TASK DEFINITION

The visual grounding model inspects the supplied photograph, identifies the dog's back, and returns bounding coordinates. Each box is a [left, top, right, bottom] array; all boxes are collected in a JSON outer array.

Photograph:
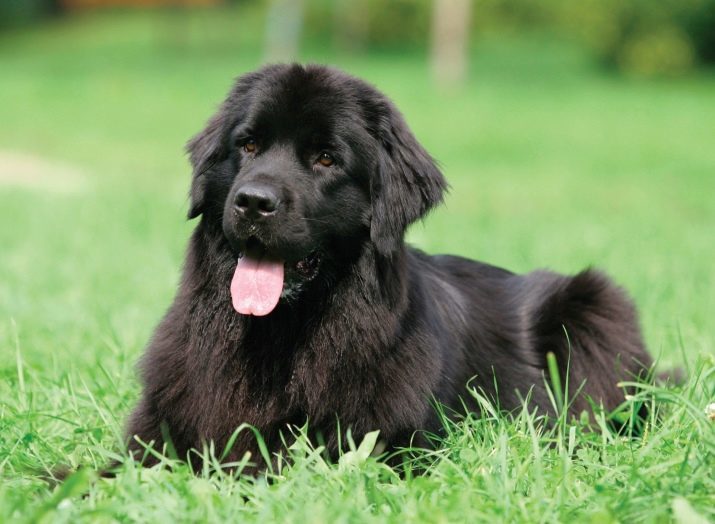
[[417, 251, 652, 418]]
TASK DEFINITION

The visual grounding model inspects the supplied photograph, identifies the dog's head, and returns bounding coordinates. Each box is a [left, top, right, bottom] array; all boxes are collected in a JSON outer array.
[[186, 64, 446, 315]]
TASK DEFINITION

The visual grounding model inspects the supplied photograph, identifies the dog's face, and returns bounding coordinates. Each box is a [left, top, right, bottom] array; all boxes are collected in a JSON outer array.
[[186, 65, 446, 315]]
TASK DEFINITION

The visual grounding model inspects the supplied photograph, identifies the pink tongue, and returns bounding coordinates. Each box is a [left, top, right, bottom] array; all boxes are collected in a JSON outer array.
[[230, 253, 285, 316]]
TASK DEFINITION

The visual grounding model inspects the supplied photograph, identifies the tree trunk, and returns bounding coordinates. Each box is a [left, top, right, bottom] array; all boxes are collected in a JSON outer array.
[[264, 0, 304, 63], [430, 0, 472, 88]]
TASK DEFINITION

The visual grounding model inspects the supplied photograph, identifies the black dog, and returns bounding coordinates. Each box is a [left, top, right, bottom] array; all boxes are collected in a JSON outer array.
[[126, 64, 652, 470]]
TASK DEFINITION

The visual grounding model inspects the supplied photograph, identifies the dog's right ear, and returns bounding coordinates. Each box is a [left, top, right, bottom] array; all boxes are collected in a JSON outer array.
[[185, 111, 228, 219], [185, 66, 287, 219]]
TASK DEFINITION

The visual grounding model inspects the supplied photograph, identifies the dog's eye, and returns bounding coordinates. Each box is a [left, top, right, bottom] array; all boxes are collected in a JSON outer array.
[[317, 152, 334, 167], [243, 138, 257, 154]]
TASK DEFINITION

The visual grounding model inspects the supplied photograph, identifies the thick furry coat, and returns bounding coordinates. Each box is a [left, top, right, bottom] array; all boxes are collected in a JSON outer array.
[[126, 64, 652, 469]]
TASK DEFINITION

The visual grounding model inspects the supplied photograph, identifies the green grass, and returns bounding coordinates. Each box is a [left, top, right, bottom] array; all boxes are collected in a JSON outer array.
[[1, 6, 714, 522]]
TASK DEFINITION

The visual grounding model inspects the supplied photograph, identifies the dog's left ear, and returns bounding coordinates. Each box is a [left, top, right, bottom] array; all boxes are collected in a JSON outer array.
[[185, 111, 228, 219], [371, 102, 447, 255]]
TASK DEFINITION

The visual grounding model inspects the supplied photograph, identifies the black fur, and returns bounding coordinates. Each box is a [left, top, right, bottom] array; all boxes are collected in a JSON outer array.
[[126, 64, 653, 470]]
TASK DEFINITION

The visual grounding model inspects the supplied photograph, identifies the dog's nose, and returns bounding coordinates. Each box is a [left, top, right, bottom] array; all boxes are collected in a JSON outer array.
[[235, 184, 280, 218]]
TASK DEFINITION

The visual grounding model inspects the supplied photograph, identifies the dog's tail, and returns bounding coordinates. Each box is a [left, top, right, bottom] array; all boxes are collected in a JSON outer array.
[[528, 268, 652, 414]]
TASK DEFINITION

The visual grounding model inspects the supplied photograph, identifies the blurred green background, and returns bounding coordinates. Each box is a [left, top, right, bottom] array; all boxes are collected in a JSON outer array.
[[0, 0, 714, 511]]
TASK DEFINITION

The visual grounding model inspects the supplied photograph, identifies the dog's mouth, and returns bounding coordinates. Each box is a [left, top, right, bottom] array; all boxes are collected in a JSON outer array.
[[230, 237, 321, 316]]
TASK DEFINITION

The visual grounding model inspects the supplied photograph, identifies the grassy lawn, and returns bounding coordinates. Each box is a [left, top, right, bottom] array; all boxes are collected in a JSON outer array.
[[1, 6, 714, 522]]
